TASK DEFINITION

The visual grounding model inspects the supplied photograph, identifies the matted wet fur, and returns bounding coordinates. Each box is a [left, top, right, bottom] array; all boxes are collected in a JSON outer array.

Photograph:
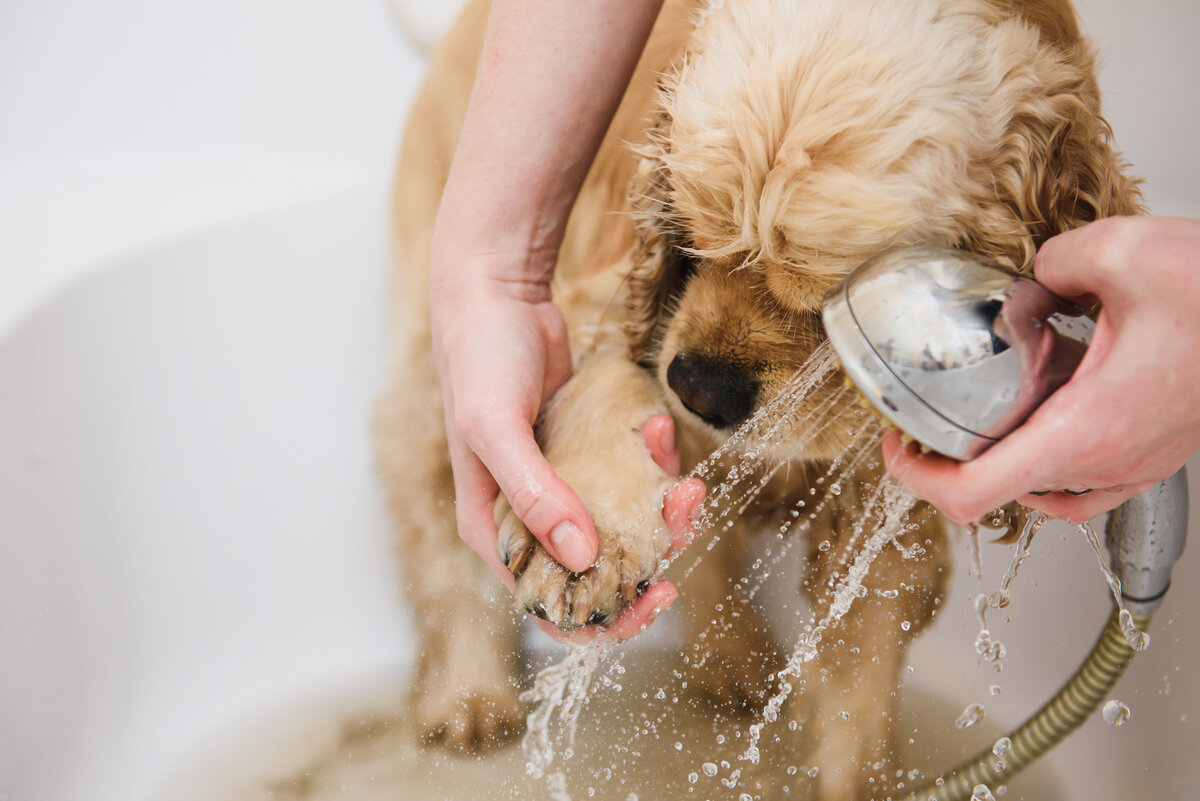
[[373, 1, 1142, 798]]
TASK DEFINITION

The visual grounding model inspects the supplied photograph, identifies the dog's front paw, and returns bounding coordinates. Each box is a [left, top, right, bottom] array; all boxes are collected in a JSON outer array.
[[495, 494, 669, 631]]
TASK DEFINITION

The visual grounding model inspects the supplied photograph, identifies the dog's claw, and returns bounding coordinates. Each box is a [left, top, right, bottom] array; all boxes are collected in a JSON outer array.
[[506, 541, 533, 575], [495, 495, 535, 576], [525, 603, 550, 621], [587, 610, 612, 626]]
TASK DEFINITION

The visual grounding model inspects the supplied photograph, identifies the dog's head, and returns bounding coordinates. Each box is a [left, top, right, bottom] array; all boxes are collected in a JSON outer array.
[[625, 0, 1142, 459]]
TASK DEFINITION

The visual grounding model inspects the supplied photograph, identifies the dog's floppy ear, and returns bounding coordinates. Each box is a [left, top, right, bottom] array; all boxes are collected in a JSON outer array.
[[986, 31, 1144, 268], [624, 110, 695, 367]]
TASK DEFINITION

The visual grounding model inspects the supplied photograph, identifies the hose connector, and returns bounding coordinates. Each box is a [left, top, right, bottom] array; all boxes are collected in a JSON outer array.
[[1105, 467, 1189, 615]]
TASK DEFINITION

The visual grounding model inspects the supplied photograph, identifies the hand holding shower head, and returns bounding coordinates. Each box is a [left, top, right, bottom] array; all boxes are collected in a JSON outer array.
[[822, 245, 1093, 460], [834, 247, 1192, 801], [821, 243, 1188, 601]]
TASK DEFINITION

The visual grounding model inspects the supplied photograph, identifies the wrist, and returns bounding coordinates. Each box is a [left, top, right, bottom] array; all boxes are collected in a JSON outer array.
[[429, 248, 558, 309]]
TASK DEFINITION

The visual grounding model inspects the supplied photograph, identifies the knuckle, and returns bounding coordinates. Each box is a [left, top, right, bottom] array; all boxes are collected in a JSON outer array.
[[1088, 216, 1142, 276], [505, 484, 543, 522]]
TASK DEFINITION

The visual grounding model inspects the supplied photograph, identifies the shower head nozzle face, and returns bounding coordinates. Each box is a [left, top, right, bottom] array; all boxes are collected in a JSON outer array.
[[822, 245, 1092, 460]]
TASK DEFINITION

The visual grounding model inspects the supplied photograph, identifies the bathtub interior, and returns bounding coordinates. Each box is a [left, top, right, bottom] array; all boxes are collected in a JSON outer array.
[[1, 0, 1199, 800]]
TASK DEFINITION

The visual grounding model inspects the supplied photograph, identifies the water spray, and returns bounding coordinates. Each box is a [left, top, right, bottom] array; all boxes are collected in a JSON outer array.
[[820, 245, 1189, 800]]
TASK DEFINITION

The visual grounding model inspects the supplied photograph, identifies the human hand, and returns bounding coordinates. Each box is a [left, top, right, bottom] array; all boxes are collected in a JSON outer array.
[[430, 253, 594, 588], [431, 256, 705, 639], [883, 216, 1200, 524]]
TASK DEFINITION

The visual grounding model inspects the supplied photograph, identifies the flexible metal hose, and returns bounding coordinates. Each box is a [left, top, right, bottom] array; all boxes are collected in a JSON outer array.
[[900, 608, 1150, 801]]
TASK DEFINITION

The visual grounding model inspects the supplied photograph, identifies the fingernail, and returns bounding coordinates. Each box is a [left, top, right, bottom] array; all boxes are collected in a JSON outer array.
[[550, 520, 592, 571]]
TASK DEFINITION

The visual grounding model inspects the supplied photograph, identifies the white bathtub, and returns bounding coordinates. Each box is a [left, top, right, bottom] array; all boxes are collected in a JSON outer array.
[[1, 1, 1198, 800]]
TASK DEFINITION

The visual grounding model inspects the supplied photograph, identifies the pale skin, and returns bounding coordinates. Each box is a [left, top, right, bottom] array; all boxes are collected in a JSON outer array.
[[884, 216, 1200, 525], [429, 0, 674, 640]]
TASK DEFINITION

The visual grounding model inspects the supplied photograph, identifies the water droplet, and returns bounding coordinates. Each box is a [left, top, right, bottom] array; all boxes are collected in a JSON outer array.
[[1102, 699, 1131, 726], [990, 684, 1002, 696], [808, 766, 820, 778], [1119, 609, 1151, 651], [702, 762, 718, 777], [818, 539, 832, 552], [992, 737, 1011, 759], [901, 620, 911, 631], [972, 784, 997, 801], [688, 772, 699, 784], [956, 703, 986, 729]]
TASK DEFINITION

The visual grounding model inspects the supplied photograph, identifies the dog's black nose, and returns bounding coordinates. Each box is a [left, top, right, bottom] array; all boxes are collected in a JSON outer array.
[[666, 353, 758, 430]]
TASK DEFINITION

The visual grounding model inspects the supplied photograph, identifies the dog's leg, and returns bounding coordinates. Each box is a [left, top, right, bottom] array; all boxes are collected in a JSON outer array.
[[797, 487, 949, 801], [374, 342, 524, 752]]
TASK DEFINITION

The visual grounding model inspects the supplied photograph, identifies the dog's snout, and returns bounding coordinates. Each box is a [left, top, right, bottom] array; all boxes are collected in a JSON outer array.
[[666, 353, 758, 430]]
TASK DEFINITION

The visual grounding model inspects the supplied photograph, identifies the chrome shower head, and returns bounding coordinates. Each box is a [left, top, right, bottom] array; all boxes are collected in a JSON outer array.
[[822, 245, 1093, 460]]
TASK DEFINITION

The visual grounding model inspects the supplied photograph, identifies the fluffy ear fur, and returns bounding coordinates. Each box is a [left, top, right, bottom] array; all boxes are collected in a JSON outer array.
[[973, 14, 1145, 271], [624, 110, 695, 366]]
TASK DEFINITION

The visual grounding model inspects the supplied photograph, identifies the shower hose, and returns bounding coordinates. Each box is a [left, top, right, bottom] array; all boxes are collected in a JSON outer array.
[[900, 607, 1150, 801]]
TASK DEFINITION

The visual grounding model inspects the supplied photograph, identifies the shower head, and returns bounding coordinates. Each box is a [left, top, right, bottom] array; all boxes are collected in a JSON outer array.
[[821, 245, 1093, 460]]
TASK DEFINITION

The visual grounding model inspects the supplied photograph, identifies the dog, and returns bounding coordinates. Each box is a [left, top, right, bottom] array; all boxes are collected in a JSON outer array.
[[373, 0, 1142, 797]]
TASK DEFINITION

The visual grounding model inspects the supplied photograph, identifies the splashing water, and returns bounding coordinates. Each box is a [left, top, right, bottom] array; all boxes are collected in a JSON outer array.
[[1102, 699, 1132, 727], [973, 593, 1007, 670], [1078, 522, 1150, 651], [989, 511, 1047, 610], [972, 784, 998, 801], [956, 702, 986, 730], [965, 523, 984, 580], [520, 345, 852, 792], [742, 479, 918, 766], [991, 735, 1012, 772], [518, 343, 933, 796], [521, 642, 614, 781]]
